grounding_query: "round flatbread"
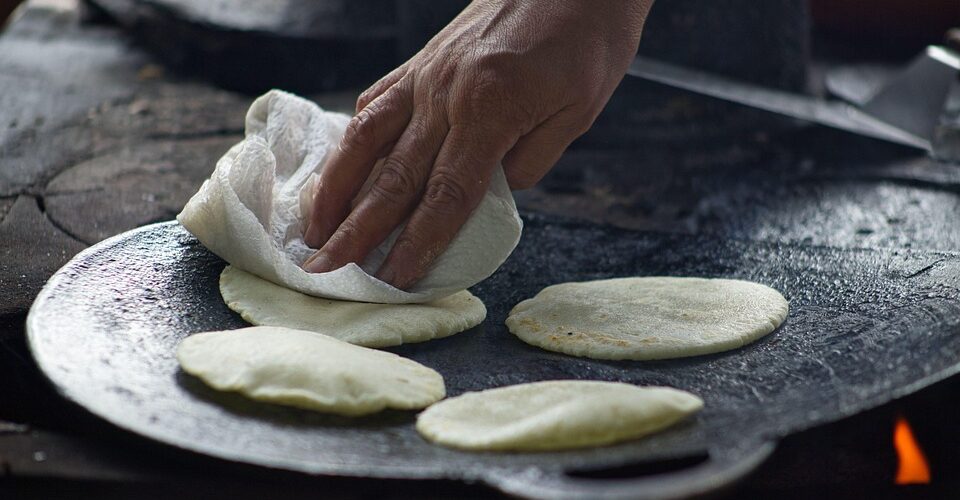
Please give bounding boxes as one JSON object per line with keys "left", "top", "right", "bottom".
{"left": 416, "top": 381, "right": 702, "bottom": 451}
{"left": 506, "top": 277, "right": 788, "bottom": 360}
{"left": 177, "top": 326, "right": 445, "bottom": 416}
{"left": 219, "top": 266, "right": 486, "bottom": 348}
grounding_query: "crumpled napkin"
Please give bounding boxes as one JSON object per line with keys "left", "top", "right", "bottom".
{"left": 177, "top": 90, "right": 523, "bottom": 304}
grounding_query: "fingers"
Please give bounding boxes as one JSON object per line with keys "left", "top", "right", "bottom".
{"left": 501, "top": 112, "right": 585, "bottom": 190}
{"left": 356, "top": 64, "right": 409, "bottom": 113}
{"left": 303, "top": 113, "right": 447, "bottom": 274}
{"left": 304, "top": 81, "right": 412, "bottom": 248}
{"left": 375, "top": 127, "right": 512, "bottom": 289}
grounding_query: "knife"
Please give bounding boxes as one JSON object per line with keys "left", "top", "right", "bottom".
{"left": 626, "top": 45, "right": 960, "bottom": 152}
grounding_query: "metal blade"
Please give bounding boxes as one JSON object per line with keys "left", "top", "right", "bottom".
{"left": 627, "top": 56, "right": 931, "bottom": 151}
{"left": 862, "top": 46, "right": 960, "bottom": 142}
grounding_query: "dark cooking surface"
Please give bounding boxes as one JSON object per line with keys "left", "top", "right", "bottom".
{"left": 26, "top": 215, "right": 960, "bottom": 498}
{"left": 5, "top": 2, "right": 960, "bottom": 498}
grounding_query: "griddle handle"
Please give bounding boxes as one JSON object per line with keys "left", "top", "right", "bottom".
{"left": 480, "top": 440, "right": 776, "bottom": 500}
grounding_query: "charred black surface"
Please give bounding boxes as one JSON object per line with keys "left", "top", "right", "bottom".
{"left": 25, "top": 215, "right": 960, "bottom": 498}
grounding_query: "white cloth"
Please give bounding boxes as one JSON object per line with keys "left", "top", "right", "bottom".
{"left": 178, "top": 90, "right": 522, "bottom": 304}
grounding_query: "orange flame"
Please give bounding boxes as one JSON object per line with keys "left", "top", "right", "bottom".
{"left": 894, "top": 416, "right": 931, "bottom": 485}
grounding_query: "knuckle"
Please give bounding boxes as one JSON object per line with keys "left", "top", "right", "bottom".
{"left": 455, "top": 61, "right": 534, "bottom": 133}
{"left": 371, "top": 157, "right": 419, "bottom": 204}
{"left": 423, "top": 57, "right": 458, "bottom": 93}
{"left": 463, "top": 73, "right": 506, "bottom": 110}
{"left": 340, "top": 108, "right": 377, "bottom": 153}
{"left": 355, "top": 93, "right": 371, "bottom": 113}
{"left": 357, "top": 75, "right": 394, "bottom": 112}
{"left": 458, "top": 64, "right": 509, "bottom": 108}
{"left": 422, "top": 171, "right": 475, "bottom": 215}
{"left": 472, "top": 53, "right": 517, "bottom": 83}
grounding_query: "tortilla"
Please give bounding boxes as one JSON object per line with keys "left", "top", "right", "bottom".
{"left": 416, "top": 381, "right": 702, "bottom": 451}
{"left": 506, "top": 277, "right": 788, "bottom": 360}
{"left": 219, "top": 265, "right": 486, "bottom": 348}
{"left": 177, "top": 326, "right": 445, "bottom": 416}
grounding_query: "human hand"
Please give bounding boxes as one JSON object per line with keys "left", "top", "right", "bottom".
{"left": 303, "top": 0, "right": 653, "bottom": 289}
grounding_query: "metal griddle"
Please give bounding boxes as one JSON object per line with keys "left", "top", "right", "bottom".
{"left": 26, "top": 214, "right": 960, "bottom": 499}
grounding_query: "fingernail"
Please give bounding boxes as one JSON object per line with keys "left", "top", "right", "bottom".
{"left": 304, "top": 251, "right": 333, "bottom": 273}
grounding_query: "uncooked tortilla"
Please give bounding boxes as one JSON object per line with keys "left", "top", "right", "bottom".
{"left": 219, "top": 266, "right": 486, "bottom": 348}
{"left": 506, "top": 277, "right": 788, "bottom": 360}
{"left": 416, "top": 381, "right": 702, "bottom": 451}
{"left": 177, "top": 326, "right": 445, "bottom": 416}
{"left": 177, "top": 90, "right": 522, "bottom": 304}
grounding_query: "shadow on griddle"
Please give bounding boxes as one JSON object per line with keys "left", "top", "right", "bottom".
{"left": 566, "top": 452, "right": 709, "bottom": 479}
{"left": 386, "top": 313, "right": 790, "bottom": 398}
{"left": 174, "top": 370, "right": 415, "bottom": 429}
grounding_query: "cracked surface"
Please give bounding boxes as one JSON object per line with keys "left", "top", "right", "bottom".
{"left": 0, "top": 10, "right": 145, "bottom": 197}
{"left": 0, "top": 6, "right": 251, "bottom": 320}
{"left": 44, "top": 136, "right": 239, "bottom": 243}
{"left": 0, "top": 195, "right": 86, "bottom": 316}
